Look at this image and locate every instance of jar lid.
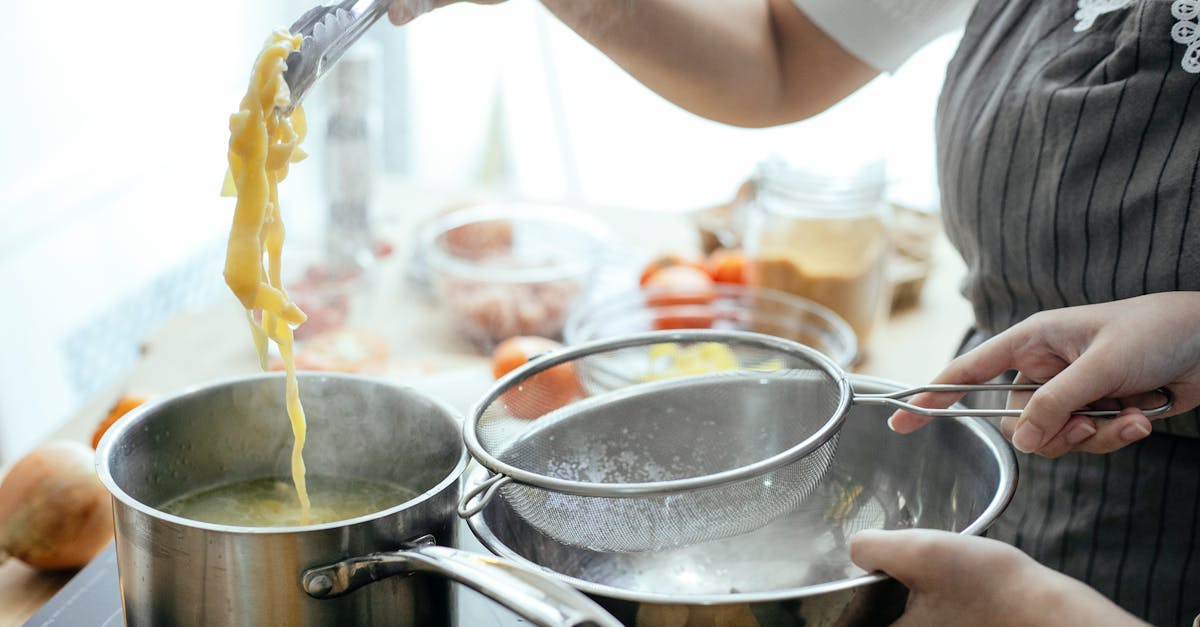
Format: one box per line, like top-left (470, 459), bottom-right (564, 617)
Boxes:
top-left (752, 155), bottom-right (887, 209)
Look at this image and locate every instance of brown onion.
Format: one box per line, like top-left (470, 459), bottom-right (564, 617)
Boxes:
top-left (0, 440), bottom-right (114, 570)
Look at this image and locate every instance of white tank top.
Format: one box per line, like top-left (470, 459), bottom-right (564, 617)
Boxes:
top-left (790, 0), bottom-right (976, 70)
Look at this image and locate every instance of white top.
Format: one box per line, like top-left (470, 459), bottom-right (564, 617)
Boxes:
top-left (791, 0), bottom-right (976, 71)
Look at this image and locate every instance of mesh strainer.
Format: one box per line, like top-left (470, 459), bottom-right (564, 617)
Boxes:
top-left (459, 329), bottom-right (1172, 553)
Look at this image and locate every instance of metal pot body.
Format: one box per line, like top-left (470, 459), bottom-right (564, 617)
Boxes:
top-left (97, 373), bottom-right (467, 627)
top-left (466, 374), bottom-right (1017, 627)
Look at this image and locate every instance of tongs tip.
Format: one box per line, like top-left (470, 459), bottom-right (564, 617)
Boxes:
top-left (277, 3), bottom-right (361, 116)
top-left (276, 0), bottom-right (384, 114)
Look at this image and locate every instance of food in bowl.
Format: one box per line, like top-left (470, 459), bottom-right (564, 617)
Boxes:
top-left (643, 341), bottom-right (739, 379)
top-left (639, 341), bottom-right (786, 382)
top-left (440, 263), bottom-right (581, 343)
top-left (419, 203), bottom-right (611, 350)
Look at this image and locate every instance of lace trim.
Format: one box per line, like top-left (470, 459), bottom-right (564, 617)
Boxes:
top-left (1171, 0), bottom-right (1200, 72)
top-left (1074, 0), bottom-right (1200, 74)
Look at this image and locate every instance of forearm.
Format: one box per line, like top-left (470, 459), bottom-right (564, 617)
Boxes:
top-left (537, 0), bottom-right (878, 127)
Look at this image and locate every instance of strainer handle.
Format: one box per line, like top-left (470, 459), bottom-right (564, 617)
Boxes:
top-left (854, 384), bottom-right (1174, 418)
top-left (458, 472), bottom-right (512, 518)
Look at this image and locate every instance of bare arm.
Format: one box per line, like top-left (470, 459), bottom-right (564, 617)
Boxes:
top-left (395, 0), bottom-right (879, 127)
top-left (536, 0), bottom-right (878, 127)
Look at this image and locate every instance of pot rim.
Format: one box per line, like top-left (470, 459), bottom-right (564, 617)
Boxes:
top-left (95, 371), bottom-right (471, 535)
top-left (464, 373), bottom-right (1018, 604)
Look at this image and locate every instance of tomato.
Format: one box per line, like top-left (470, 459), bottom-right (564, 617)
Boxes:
top-left (491, 336), bottom-right (581, 420)
top-left (705, 248), bottom-right (747, 284)
top-left (92, 395), bottom-right (149, 449)
top-left (651, 310), bottom-right (719, 330)
top-left (643, 265), bottom-right (715, 306)
top-left (642, 265), bottom-right (717, 330)
top-left (638, 253), bottom-right (707, 286)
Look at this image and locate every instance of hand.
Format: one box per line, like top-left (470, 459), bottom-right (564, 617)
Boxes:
top-left (849, 529), bottom-right (1148, 627)
top-left (387, 0), bottom-right (506, 25)
top-left (889, 292), bottom-right (1200, 457)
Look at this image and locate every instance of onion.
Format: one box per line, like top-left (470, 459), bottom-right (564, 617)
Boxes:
top-left (0, 440), bottom-right (114, 570)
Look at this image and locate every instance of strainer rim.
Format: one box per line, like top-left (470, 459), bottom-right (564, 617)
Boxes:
top-left (462, 329), bottom-right (853, 497)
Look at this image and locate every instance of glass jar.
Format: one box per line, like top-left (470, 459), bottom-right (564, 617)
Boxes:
top-left (743, 157), bottom-right (892, 356)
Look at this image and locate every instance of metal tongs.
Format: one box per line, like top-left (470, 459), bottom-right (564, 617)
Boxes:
top-left (279, 0), bottom-right (390, 115)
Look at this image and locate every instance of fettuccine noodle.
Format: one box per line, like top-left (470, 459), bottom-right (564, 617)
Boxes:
top-left (221, 29), bottom-right (312, 521)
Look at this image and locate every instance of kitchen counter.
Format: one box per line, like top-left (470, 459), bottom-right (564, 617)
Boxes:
top-left (0, 182), bottom-right (973, 626)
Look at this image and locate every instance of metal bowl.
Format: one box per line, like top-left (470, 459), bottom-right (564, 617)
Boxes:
top-left (464, 374), bottom-right (1016, 626)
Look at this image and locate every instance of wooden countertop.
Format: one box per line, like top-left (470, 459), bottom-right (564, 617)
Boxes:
top-left (0, 190), bottom-right (972, 627)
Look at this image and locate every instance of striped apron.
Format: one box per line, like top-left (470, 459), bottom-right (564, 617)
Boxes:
top-left (936, 1), bottom-right (1200, 624)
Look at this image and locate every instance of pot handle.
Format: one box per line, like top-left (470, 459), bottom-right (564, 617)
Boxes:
top-left (302, 535), bottom-right (621, 627)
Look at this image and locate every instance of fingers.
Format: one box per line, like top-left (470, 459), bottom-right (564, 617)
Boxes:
top-left (1078, 408), bottom-right (1152, 453)
top-left (388, 0), bottom-right (495, 24)
top-left (850, 529), bottom-right (939, 586)
top-left (887, 389), bottom-right (963, 434)
top-left (851, 529), bottom-right (983, 587)
top-left (1003, 405), bottom-right (1153, 457)
top-left (1011, 415), bottom-right (1096, 458)
top-left (935, 330), bottom-right (1026, 388)
top-left (888, 333), bottom-right (1026, 434)
top-left (1010, 351), bottom-right (1131, 453)
top-left (851, 528), bottom-right (1032, 595)
top-left (388, 0), bottom-right (434, 25)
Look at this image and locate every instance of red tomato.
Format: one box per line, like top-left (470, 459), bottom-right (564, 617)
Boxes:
top-left (491, 336), bottom-right (581, 420)
top-left (651, 310), bottom-right (719, 330)
top-left (642, 265), bottom-right (717, 330)
top-left (92, 395), bottom-right (148, 449)
top-left (644, 265), bottom-right (715, 305)
top-left (705, 248), bottom-right (747, 284)
top-left (638, 253), bottom-right (707, 286)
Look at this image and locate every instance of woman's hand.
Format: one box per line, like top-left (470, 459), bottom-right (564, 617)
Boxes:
top-left (850, 529), bottom-right (1148, 627)
top-left (889, 291), bottom-right (1200, 457)
top-left (387, 0), bottom-right (505, 25)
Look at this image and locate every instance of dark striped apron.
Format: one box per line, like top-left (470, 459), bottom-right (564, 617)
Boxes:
top-left (936, 1), bottom-right (1200, 624)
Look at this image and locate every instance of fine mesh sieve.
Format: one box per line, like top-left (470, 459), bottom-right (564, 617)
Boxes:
top-left (459, 329), bottom-right (1173, 553)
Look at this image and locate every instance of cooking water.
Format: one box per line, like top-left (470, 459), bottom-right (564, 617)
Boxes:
top-left (160, 476), bottom-right (417, 527)
top-left (573, 476), bottom-right (912, 597)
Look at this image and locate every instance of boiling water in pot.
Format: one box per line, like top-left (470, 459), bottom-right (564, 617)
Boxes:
top-left (159, 475), bottom-right (417, 527)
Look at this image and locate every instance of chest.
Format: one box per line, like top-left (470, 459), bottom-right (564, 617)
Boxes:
top-left (936, 0), bottom-right (1200, 196)
top-left (932, 0), bottom-right (1200, 309)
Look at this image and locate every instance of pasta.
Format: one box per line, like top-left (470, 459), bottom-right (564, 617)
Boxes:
top-left (221, 29), bottom-right (312, 520)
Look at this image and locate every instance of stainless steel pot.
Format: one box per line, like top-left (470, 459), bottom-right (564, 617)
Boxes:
top-left (95, 372), bottom-right (618, 627)
top-left (464, 374), bottom-right (1017, 626)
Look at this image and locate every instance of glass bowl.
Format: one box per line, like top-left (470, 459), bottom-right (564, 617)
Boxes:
top-left (418, 202), bottom-right (613, 351)
top-left (563, 283), bottom-right (858, 368)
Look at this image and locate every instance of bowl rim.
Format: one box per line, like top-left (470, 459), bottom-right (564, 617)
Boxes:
top-left (417, 202), bottom-right (613, 284)
top-left (563, 283), bottom-right (859, 367)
